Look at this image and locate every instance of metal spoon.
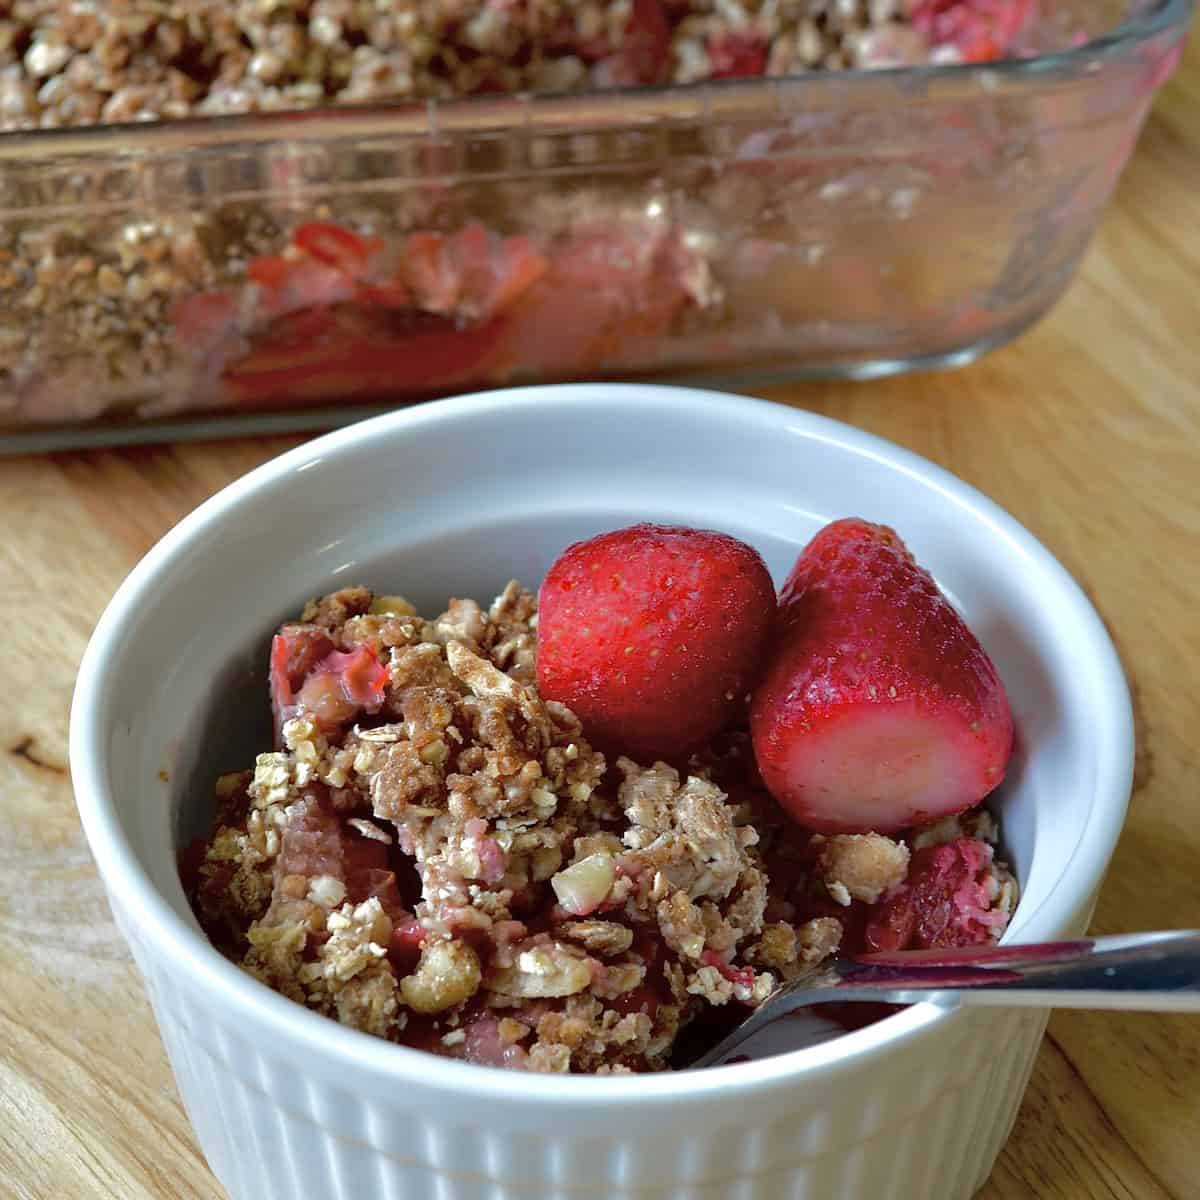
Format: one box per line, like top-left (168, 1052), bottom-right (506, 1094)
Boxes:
top-left (686, 930), bottom-right (1200, 1069)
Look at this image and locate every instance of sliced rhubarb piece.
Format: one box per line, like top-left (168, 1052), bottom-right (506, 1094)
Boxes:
top-left (293, 221), bottom-right (383, 276)
top-left (256, 257), bottom-right (359, 322)
top-left (270, 626), bottom-right (335, 740)
top-left (276, 794), bottom-right (346, 881)
top-left (460, 1014), bottom-right (530, 1069)
top-left (400, 223), bottom-right (548, 322)
top-left (293, 644), bottom-right (388, 729)
top-left (323, 646), bottom-right (388, 708)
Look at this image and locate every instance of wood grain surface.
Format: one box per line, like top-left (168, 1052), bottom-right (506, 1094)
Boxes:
top-left (2, 33), bottom-right (1199, 1200)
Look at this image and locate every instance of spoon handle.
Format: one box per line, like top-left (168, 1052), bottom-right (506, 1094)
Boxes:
top-left (835, 929), bottom-right (1200, 1011)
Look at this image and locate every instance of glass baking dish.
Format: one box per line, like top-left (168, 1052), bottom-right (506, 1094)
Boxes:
top-left (0, 0), bottom-right (1190, 451)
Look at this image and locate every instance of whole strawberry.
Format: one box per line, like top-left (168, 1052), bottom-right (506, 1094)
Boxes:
top-left (537, 523), bottom-right (775, 763)
top-left (750, 518), bottom-right (1013, 834)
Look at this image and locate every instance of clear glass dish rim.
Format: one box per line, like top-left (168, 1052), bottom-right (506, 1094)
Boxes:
top-left (0, 0), bottom-right (1189, 163)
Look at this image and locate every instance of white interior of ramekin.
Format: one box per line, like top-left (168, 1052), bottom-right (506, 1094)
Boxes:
top-left (70, 384), bottom-right (1133, 1103)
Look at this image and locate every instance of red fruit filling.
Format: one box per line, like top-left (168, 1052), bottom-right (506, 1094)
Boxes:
top-left (864, 837), bottom-right (1009, 953)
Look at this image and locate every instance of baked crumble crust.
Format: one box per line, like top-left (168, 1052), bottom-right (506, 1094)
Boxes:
top-left (814, 833), bottom-right (911, 906)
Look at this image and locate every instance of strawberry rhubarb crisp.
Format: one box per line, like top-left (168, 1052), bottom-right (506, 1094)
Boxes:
top-left (2, 0), bottom-right (1098, 431)
top-left (184, 519), bottom-right (1018, 1073)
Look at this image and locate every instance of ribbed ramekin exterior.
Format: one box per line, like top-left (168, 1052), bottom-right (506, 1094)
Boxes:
top-left (118, 892), bottom-right (1051, 1200)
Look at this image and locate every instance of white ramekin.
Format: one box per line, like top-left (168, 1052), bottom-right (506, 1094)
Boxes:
top-left (70, 385), bottom-right (1133, 1200)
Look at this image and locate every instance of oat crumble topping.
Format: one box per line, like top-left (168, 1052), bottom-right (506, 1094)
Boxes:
top-left (184, 581), bottom-right (1016, 1072)
top-left (0, 1), bottom-right (988, 138)
top-left (814, 832), bottom-right (911, 906)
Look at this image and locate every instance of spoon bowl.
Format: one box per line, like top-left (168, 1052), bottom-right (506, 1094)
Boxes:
top-left (686, 930), bottom-right (1200, 1069)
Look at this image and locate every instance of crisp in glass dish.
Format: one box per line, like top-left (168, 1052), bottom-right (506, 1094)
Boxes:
top-left (0, 0), bottom-right (1191, 449)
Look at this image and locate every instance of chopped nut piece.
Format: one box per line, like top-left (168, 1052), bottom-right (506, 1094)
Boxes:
top-left (593, 962), bottom-right (645, 999)
top-left (560, 920), bottom-right (634, 957)
top-left (306, 874), bottom-right (347, 909)
top-left (488, 942), bottom-right (594, 999)
top-left (748, 922), bottom-right (799, 972)
top-left (796, 918), bottom-right (844, 966)
top-left (400, 939), bottom-right (482, 1015)
top-left (527, 1043), bottom-right (572, 1073)
top-left (371, 595), bottom-right (417, 617)
top-left (911, 809), bottom-right (1001, 851)
top-left (355, 723), bottom-right (405, 744)
top-left (347, 818), bottom-right (392, 844)
top-left (498, 1017), bottom-right (530, 1044)
top-left (551, 852), bottom-right (615, 916)
top-left (687, 965), bottom-right (734, 1005)
top-left (303, 587), bottom-right (373, 629)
